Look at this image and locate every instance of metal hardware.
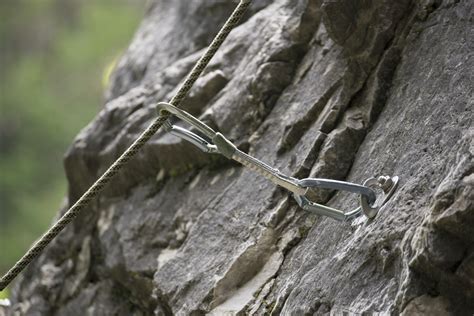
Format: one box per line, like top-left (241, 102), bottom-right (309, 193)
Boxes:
top-left (295, 176), bottom-right (399, 221)
top-left (158, 102), bottom-right (305, 195)
top-left (157, 102), bottom-right (399, 221)
top-left (294, 178), bottom-right (376, 221)
top-left (359, 175), bottom-right (399, 219)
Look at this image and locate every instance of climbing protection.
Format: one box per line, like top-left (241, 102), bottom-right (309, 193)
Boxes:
top-left (0, 0), bottom-right (399, 291)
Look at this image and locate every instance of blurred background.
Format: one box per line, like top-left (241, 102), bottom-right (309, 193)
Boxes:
top-left (0, 0), bottom-right (146, 297)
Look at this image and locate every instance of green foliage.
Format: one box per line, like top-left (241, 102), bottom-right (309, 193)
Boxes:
top-left (0, 288), bottom-right (8, 299)
top-left (0, 1), bottom-right (145, 281)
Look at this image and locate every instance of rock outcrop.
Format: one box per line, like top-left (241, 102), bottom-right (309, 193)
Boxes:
top-left (8, 0), bottom-right (473, 315)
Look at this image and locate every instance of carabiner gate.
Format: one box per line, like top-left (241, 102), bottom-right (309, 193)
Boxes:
top-left (294, 176), bottom-right (399, 221)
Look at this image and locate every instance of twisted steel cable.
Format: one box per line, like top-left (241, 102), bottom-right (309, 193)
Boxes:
top-left (0, 0), bottom-right (252, 291)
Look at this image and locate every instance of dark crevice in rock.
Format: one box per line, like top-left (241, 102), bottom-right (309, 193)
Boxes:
top-left (153, 287), bottom-right (174, 316)
top-left (278, 79), bottom-right (340, 154)
top-left (107, 1), bottom-right (276, 102)
top-left (301, 0), bottom-right (414, 203)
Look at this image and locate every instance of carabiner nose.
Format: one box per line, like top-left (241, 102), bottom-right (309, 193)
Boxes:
top-left (157, 102), bottom-right (216, 139)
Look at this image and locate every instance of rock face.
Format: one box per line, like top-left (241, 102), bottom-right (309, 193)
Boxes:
top-left (8, 0), bottom-right (473, 315)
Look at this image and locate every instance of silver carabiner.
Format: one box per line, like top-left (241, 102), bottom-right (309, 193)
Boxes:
top-left (157, 102), bottom-right (307, 196)
top-left (156, 102), bottom-right (399, 221)
top-left (294, 176), bottom-right (399, 221)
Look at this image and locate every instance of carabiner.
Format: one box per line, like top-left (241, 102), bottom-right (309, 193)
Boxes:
top-left (293, 178), bottom-right (375, 221)
top-left (293, 176), bottom-right (399, 221)
top-left (157, 102), bottom-right (306, 195)
top-left (163, 120), bottom-right (219, 153)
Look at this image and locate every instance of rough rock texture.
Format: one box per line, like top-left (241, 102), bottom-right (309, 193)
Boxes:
top-left (8, 0), bottom-right (473, 315)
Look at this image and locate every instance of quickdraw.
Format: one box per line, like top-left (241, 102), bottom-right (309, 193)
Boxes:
top-left (0, 0), bottom-right (400, 290)
top-left (157, 102), bottom-right (399, 222)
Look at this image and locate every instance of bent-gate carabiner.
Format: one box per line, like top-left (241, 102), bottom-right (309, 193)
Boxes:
top-left (158, 102), bottom-right (306, 195)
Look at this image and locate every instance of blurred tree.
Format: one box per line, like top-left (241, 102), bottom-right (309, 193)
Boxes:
top-left (0, 0), bottom-right (145, 277)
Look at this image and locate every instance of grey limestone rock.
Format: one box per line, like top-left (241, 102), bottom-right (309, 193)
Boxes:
top-left (8, 0), bottom-right (473, 315)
